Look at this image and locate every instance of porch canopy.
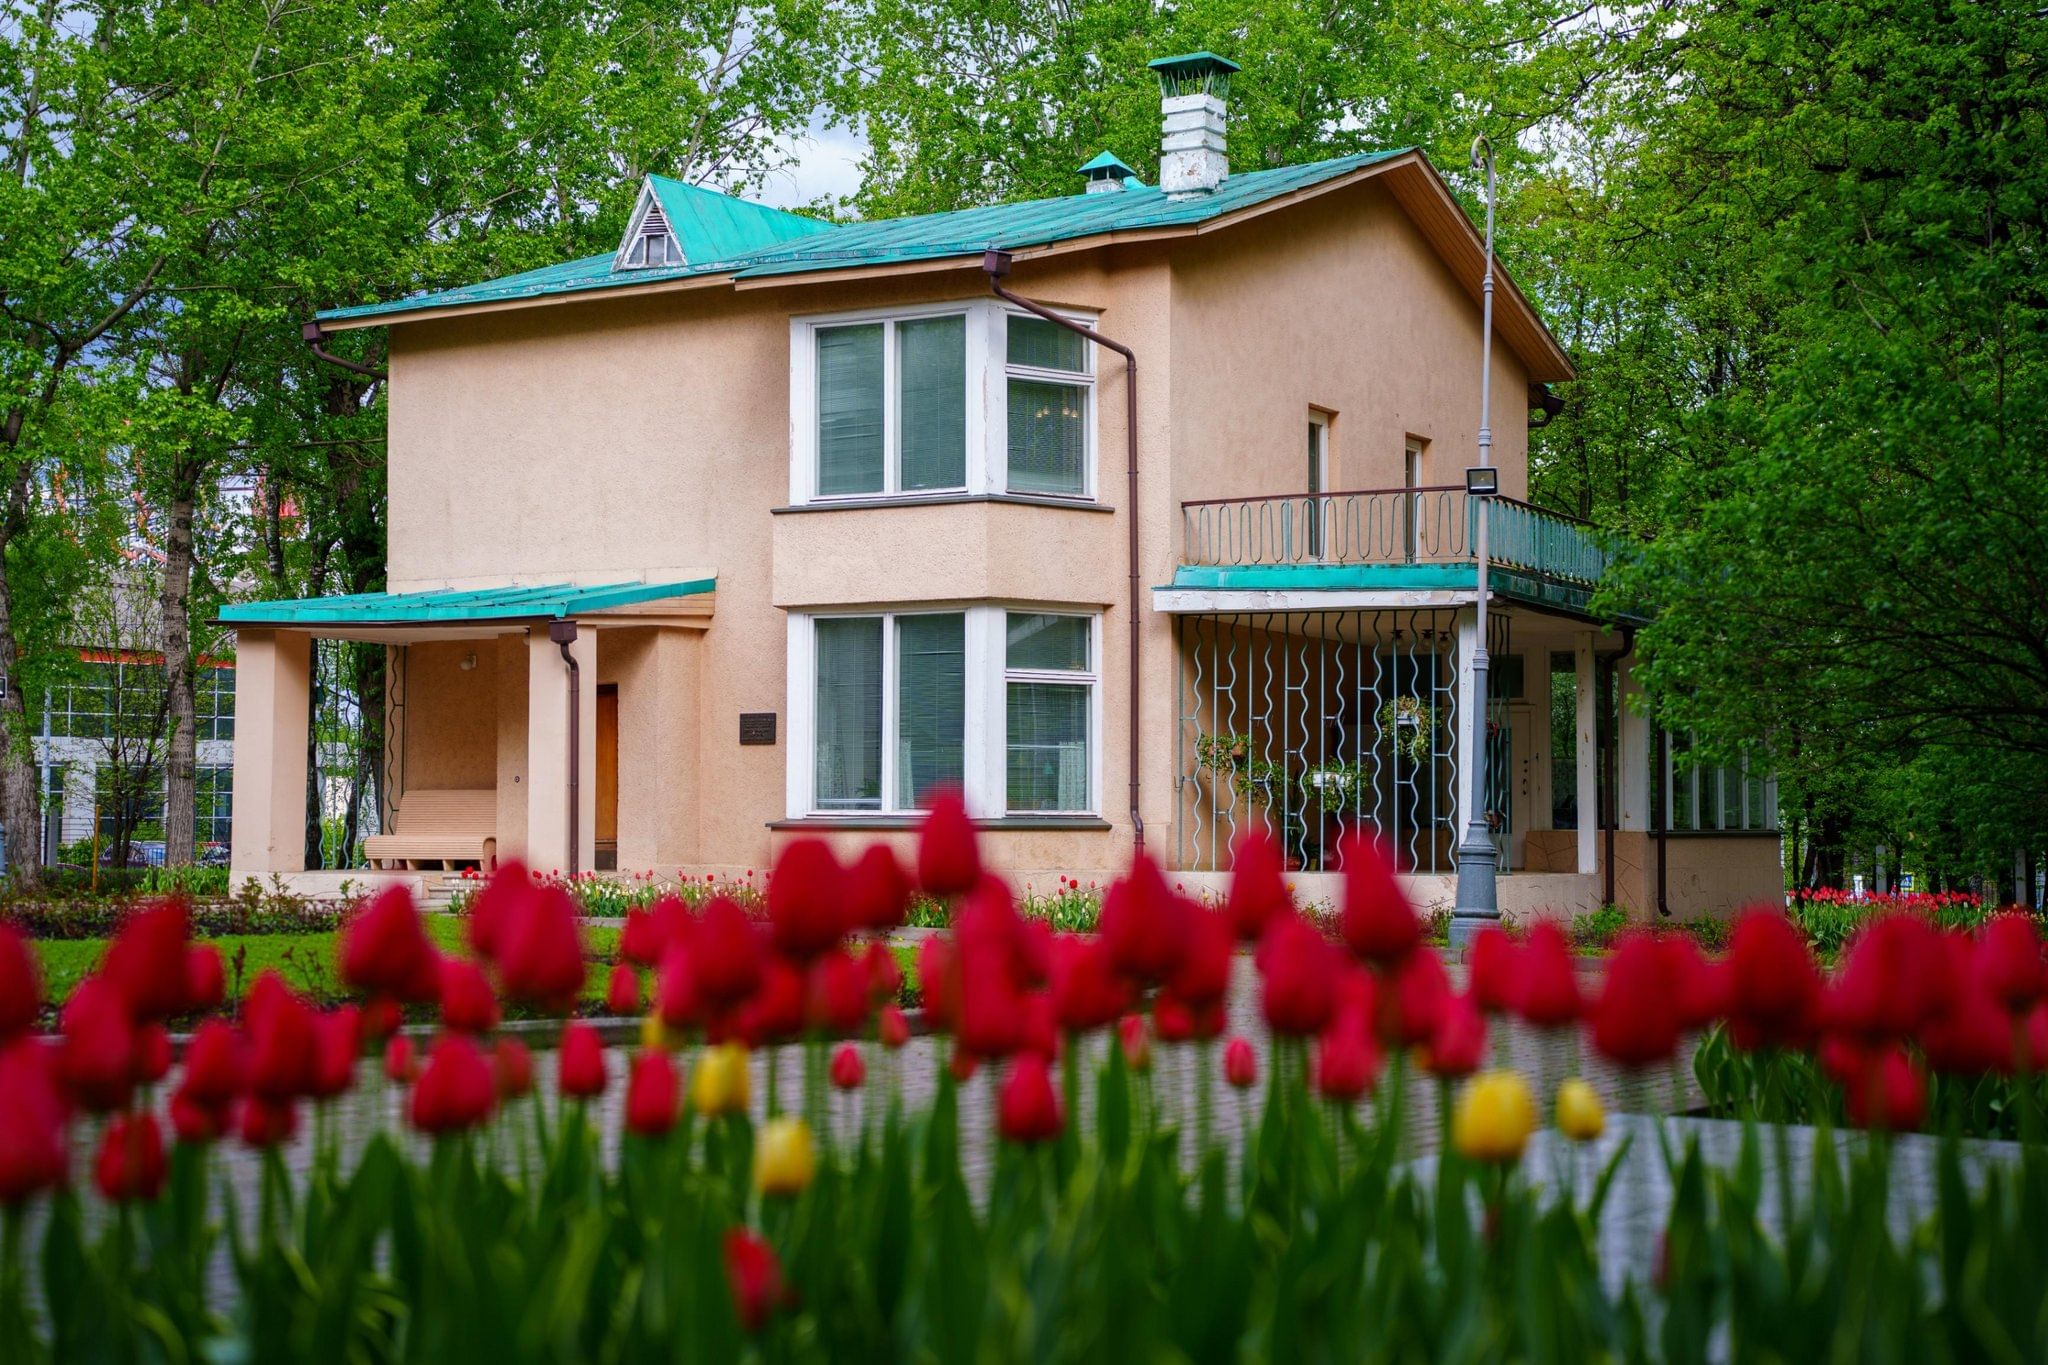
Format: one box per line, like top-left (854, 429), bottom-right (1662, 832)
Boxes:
top-left (223, 576), bottom-right (715, 883)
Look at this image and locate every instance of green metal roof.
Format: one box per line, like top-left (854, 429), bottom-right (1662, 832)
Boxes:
top-left (220, 578), bottom-right (715, 626)
top-left (1147, 52), bottom-right (1241, 74)
top-left (645, 175), bottom-right (834, 262)
top-left (1078, 151), bottom-right (1139, 176)
top-left (316, 150), bottom-right (1410, 325)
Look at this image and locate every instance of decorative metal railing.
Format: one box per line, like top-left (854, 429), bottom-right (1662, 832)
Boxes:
top-left (1179, 487), bottom-right (1609, 587)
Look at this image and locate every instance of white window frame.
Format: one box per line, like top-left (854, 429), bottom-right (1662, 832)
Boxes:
top-left (785, 604), bottom-right (1101, 820)
top-left (788, 301), bottom-right (1098, 506)
top-left (998, 307), bottom-right (1096, 500)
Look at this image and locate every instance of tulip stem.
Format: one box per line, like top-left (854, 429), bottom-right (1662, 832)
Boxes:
top-left (1197, 1038), bottom-right (1215, 1157)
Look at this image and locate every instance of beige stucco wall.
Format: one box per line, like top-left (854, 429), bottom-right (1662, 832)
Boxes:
top-left (376, 177), bottom-right (1543, 886)
top-left (399, 640), bottom-right (498, 790)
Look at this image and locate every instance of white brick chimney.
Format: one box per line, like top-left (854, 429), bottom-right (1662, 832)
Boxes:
top-left (1150, 53), bottom-right (1239, 196)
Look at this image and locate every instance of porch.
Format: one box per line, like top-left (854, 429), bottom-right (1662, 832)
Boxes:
top-left (1158, 487), bottom-right (1771, 918)
top-left (222, 578), bottom-right (714, 890)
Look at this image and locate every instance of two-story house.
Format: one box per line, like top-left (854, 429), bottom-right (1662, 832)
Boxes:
top-left (226, 55), bottom-right (1784, 920)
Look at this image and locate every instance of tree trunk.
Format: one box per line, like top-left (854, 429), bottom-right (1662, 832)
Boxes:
top-left (160, 478), bottom-right (198, 866)
top-left (0, 470), bottom-right (43, 891)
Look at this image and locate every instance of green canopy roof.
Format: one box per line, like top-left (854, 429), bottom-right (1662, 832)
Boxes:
top-left (220, 578), bottom-right (714, 626)
top-left (316, 150), bottom-right (1410, 325)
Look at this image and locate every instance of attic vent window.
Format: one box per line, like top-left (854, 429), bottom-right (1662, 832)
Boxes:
top-left (623, 201), bottom-right (683, 268)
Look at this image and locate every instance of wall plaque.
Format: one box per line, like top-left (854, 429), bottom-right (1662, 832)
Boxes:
top-left (739, 712), bottom-right (777, 746)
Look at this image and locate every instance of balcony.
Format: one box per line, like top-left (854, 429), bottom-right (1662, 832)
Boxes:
top-left (1175, 486), bottom-right (1611, 612)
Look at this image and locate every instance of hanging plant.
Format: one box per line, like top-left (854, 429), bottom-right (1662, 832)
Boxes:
top-left (1375, 696), bottom-right (1443, 764)
top-left (1195, 732), bottom-right (1283, 806)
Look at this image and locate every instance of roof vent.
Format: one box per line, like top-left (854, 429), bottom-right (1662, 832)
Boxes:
top-left (1079, 151), bottom-right (1138, 194)
top-left (1149, 52), bottom-right (1238, 197)
top-left (615, 184), bottom-right (685, 270)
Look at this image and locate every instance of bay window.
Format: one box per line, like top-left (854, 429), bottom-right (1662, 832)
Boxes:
top-left (790, 607), bottom-right (1098, 817)
top-left (791, 302), bottom-right (1096, 503)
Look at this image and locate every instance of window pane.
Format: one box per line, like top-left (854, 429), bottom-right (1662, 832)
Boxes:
top-left (817, 325), bottom-right (885, 495)
top-left (1007, 315), bottom-right (1087, 373)
top-left (814, 618), bottom-right (883, 809)
top-left (895, 614), bottom-right (963, 809)
top-left (1008, 681), bottom-right (1089, 811)
top-left (1007, 378), bottom-right (1087, 495)
top-left (1006, 613), bottom-right (1089, 671)
top-left (897, 315), bottom-right (966, 490)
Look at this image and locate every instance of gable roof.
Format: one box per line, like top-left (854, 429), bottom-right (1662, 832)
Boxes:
top-left (317, 149), bottom-right (1573, 381)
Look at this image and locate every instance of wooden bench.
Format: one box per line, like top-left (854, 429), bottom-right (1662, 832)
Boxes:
top-left (364, 789), bottom-right (497, 871)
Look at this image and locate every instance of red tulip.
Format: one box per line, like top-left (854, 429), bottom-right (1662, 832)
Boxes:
top-left (1316, 1024), bottom-right (1380, 1103)
top-left (830, 1042), bottom-right (866, 1090)
top-left (93, 1112), bottom-right (166, 1202)
top-left (1829, 914), bottom-right (1946, 1042)
top-left (1170, 906), bottom-right (1235, 1009)
top-left (1223, 1036), bottom-right (1258, 1089)
top-left (915, 787), bottom-right (981, 896)
top-left (1843, 1046), bottom-right (1926, 1131)
top-left (620, 905), bottom-right (668, 967)
top-left (237, 1096), bottom-right (298, 1147)
top-left (805, 949), bottom-right (870, 1035)
top-left (692, 897), bottom-right (764, 1008)
top-left (1049, 934), bottom-right (1128, 1033)
top-left (100, 902), bottom-right (190, 1021)
top-left (1589, 932), bottom-right (1683, 1069)
top-left (1724, 909), bottom-right (1820, 1049)
top-left (1118, 1013), bottom-right (1151, 1072)
top-left (878, 1003), bottom-right (911, 1050)
top-left (0, 1041), bottom-right (68, 1204)
top-left (169, 1090), bottom-right (229, 1145)
top-left (558, 1020), bottom-right (608, 1098)
top-left (0, 922), bottom-right (38, 1039)
top-left (1224, 830), bottom-right (1291, 943)
top-left (1515, 923), bottom-right (1582, 1028)
top-left (308, 1007), bottom-right (362, 1100)
top-left (1380, 948), bottom-right (1448, 1047)
top-left (624, 1048), bottom-right (679, 1136)
top-left (486, 1039), bottom-right (529, 1099)
top-left (1976, 912), bottom-right (2045, 1013)
top-left (383, 1034), bottom-right (418, 1084)
top-left (1259, 913), bottom-right (1341, 1036)
top-left (182, 944), bottom-right (224, 1014)
top-left (464, 860), bottom-right (532, 962)
top-left (949, 1047), bottom-right (979, 1082)
top-left (1098, 855), bottom-right (1187, 985)
top-left (1420, 990), bottom-right (1486, 1078)
top-left (58, 976), bottom-right (134, 1112)
top-left (439, 958), bottom-right (499, 1034)
top-left (1338, 831), bottom-right (1420, 966)
top-left (362, 997), bottom-right (404, 1042)
top-left (997, 1052), bottom-right (1062, 1143)
top-left (862, 940), bottom-right (903, 1002)
top-left (741, 956), bottom-right (806, 1047)
top-left (497, 883), bottom-right (586, 1011)
top-left (243, 972), bottom-right (317, 1100)
top-left (723, 1227), bottom-right (785, 1333)
top-left (846, 845), bottom-right (912, 931)
top-left (131, 1022), bottom-right (173, 1086)
top-left (917, 935), bottom-right (959, 1033)
top-left (181, 1019), bottom-right (244, 1105)
top-left (767, 837), bottom-right (845, 961)
top-left (607, 962), bottom-right (643, 1016)
top-left (1467, 927), bottom-right (1519, 1014)
top-left (1017, 991), bottom-right (1060, 1057)
top-left (410, 1034), bottom-right (496, 1134)
top-left (1665, 937), bottom-right (1729, 1033)
top-left (1154, 994), bottom-right (1195, 1043)
top-left (341, 885), bottom-right (438, 1003)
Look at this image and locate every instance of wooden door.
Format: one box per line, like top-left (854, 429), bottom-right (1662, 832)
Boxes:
top-left (595, 685), bottom-right (619, 869)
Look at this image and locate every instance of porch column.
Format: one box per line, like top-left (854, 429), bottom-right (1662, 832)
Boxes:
top-left (1616, 654), bottom-right (1650, 831)
top-left (1455, 608), bottom-right (1479, 839)
top-left (1574, 632), bottom-right (1597, 875)
top-left (526, 624), bottom-right (597, 875)
top-left (228, 629), bottom-right (311, 877)
top-left (1525, 650), bottom-right (1553, 847)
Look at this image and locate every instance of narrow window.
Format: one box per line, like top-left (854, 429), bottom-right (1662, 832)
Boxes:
top-left (1306, 412), bottom-right (1331, 559)
top-left (1403, 438), bottom-right (1425, 560)
top-left (1005, 612), bottom-right (1094, 812)
top-left (895, 613), bottom-right (965, 807)
top-left (813, 616), bottom-right (884, 808)
top-left (1005, 315), bottom-right (1092, 497)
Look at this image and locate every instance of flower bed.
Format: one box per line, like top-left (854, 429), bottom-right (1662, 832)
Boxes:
top-left (1, 800), bottom-right (2045, 1357)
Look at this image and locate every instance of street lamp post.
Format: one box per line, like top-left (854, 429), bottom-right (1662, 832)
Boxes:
top-left (1450, 134), bottom-right (1501, 952)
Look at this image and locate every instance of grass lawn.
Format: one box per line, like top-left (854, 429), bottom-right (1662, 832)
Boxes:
top-left (30, 918), bottom-right (916, 1017)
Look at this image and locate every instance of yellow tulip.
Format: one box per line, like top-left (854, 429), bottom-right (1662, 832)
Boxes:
top-left (691, 1042), bottom-right (752, 1117)
top-left (754, 1116), bottom-right (816, 1198)
top-left (1555, 1077), bottom-right (1606, 1142)
top-left (639, 1012), bottom-right (673, 1053)
top-left (1451, 1070), bottom-right (1538, 1165)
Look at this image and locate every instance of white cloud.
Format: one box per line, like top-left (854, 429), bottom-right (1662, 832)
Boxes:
top-left (757, 114), bottom-right (870, 211)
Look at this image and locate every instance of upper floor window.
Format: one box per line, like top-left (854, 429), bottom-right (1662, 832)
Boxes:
top-left (791, 301), bottom-right (1096, 505)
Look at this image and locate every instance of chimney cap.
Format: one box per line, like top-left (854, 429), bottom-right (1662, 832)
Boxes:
top-left (1078, 151), bottom-right (1140, 191)
top-left (1148, 52), bottom-right (1240, 97)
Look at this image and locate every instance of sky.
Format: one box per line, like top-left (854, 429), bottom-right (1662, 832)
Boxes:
top-left (755, 114), bottom-right (871, 210)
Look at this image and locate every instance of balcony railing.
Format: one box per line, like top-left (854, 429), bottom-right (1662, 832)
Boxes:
top-left (1179, 486), bottom-right (1609, 587)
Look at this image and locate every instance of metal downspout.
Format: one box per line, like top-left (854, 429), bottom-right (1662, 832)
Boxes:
top-left (300, 321), bottom-right (389, 382)
top-left (548, 620), bottom-right (581, 877)
top-left (983, 250), bottom-right (1145, 853)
